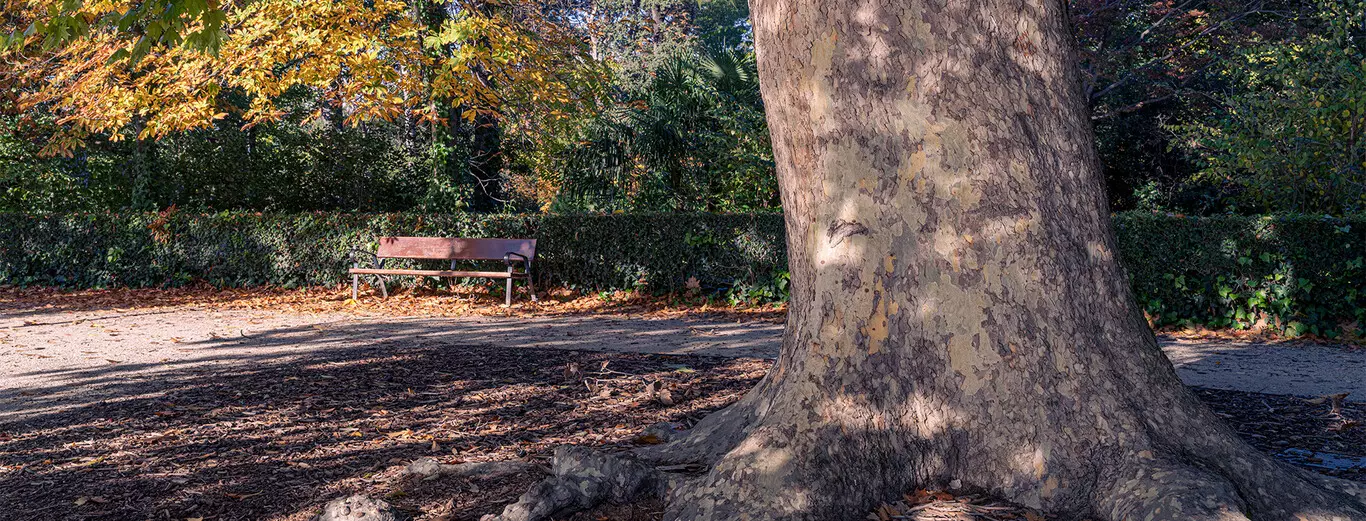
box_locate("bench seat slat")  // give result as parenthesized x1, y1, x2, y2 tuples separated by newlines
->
(348, 268, 524, 278)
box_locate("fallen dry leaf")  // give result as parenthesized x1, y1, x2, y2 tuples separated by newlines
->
(632, 433, 664, 445)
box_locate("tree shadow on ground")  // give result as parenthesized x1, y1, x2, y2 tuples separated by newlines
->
(0, 339, 768, 521)
(2, 315, 782, 423)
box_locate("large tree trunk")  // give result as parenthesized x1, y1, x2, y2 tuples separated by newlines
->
(488, 0, 1366, 520)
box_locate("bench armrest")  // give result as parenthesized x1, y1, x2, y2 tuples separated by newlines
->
(348, 249, 385, 269)
(504, 252, 532, 275)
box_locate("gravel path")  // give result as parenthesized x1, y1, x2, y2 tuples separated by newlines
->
(1163, 337, 1366, 401)
(3, 307, 1363, 423)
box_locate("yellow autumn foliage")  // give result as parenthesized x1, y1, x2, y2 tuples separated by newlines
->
(1, 0, 607, 156)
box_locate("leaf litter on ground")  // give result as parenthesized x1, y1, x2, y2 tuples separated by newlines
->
(3, 287, 1363, 520)
(0, 285, 787, 323)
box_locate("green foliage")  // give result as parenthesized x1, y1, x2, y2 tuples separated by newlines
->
(1074, 0, 1300, 215)
(0, 46, 777, 216)
(693, 0, 751, 51)
(1174, 0, 1366, 215)
(8, 0, 1354, 219)
(725, 269, 789, 305)
(0, 97, 481, 213)
(8, 0, 229, 59)
(0, 115, 88, 212)
(545, 48, 777, 213)
(6, 211, 1365, 335)
(1115, 213, 1366, 337)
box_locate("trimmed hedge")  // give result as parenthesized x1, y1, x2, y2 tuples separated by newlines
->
(2, 211, 1363, 336)
(1114, 213, 1365, 337)
(0, 212, 786, 294)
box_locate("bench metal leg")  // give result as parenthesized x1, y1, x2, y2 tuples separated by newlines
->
(379, 277, 388, 298)
(352, 274, 359, 300)
(505, 276, 513, 306)
(456, 259, 467, 292)
(527, 276, 537, 302)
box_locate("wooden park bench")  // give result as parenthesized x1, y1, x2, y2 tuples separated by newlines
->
(349, 237, 538, 305)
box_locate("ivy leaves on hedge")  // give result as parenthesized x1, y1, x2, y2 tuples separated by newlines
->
(3, 211, 1363, 337)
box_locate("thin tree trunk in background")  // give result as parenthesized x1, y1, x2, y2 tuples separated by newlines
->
(465, 0, 504, 211)
(468, 96, 504, 211)
(127, 118, 158, 210)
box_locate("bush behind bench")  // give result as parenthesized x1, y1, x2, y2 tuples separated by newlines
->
(2, 211, 1364, 337)
(0, 211, 787, 295)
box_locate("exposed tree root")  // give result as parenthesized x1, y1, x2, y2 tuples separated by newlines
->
(481, 446, 662, 521)
(651, 418, 933, 521)
(1308, 472, 1366, 503)
(402, 458, 538, 483)
(485, 406, 1366, 521)
(1096, 462, 1250, 521)
(482, 389, 764, 521)
(633, 385, 765, 467)
(1209, 453, 1366, 520)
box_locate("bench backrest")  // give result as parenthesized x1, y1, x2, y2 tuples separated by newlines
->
(375, 237, 536, 261)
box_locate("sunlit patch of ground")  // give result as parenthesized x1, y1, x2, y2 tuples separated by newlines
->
(0, 285, 788, 323)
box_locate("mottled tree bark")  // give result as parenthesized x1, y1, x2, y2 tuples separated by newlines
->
(489, 0, 1366, 520)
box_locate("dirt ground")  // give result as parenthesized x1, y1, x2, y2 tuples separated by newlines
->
(1, 341, 768, 521)
(3, 302, 1363, 423)
(0, 309, 785, 424)
(2, 287, 1364, 520)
